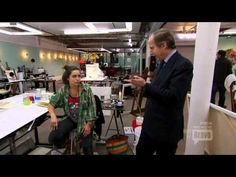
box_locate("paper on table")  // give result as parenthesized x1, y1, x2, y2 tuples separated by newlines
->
(36, 100, 49, 107)
(0, 101, 16, 109)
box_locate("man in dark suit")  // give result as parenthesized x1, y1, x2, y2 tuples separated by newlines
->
(130, 29, 193, 155)
(211, 50, 232, 108)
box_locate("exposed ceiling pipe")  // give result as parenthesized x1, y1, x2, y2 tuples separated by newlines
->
(149, 22, 166, 33)
(138, 22, 165, 51)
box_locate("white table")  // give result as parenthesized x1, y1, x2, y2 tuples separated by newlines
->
(0, 94, 48, 154)
(8, 79, 25, 83)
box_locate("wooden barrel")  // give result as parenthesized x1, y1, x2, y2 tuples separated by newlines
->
(106, 134, 128, 155)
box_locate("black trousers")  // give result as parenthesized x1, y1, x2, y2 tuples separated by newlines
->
(94, 122, 102, 138)
(48, 118, 93, 155)
(136, 131, 177, 156)
(211, 83, 226, 107)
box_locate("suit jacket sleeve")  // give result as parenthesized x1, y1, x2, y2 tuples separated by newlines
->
(143, 61, 193, 106)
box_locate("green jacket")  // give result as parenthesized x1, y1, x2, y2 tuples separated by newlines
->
(49, 83, 97, 136)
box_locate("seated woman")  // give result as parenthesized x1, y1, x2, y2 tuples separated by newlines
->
(48, 65, 97, 155)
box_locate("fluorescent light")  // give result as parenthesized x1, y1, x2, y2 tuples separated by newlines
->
(84, 22, 97, 31)
(70, 47, 111, 53)
(103, 28, 130, 33)
(128, 38, 132, 47)
(0, 23, 11, 27)
(64, 29, 109, 35)
(64, 22, 133, 35)
(0, 29, 12, 35)
(103, 22, 132, 33)
(125, 22, 132, 31)
(67, 48, 87, 53)
(221, 29, 236, 35)
(101, 47, 112, 53)
(16, 23, 42, 33)
(0, 22, 43, 35)
(176, 33, 196, 40)
(11, 32, 43, 35)
(128, 42, 133, 47)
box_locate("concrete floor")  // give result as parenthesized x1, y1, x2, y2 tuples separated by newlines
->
(36, 93, 190, 155)
(36, 95, 138, 155)
(1, 87, 231, 155)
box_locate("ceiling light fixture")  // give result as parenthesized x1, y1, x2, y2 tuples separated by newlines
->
(68, 47, 111, 53)
(220, 28, 236, 35)
(64, 22, 133, 35)
(101, 47, 112, 53)
(64, 30, 109, 35)
(84, 22, 97, 31)
(175, 33, 196, 40)
(67, 48, 87, 53)
(0, 22, 43, 35)
(125, 22, 132, 31)
(128, 38, 133, 46)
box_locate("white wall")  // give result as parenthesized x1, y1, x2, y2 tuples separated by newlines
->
(0, 34, 68, 52)
(176, 35, 236, 63)
(218, 36, 236, 50)
(177, 46, 195, 63)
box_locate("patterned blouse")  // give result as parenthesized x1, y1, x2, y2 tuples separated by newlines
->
(49, 83, 97, 136)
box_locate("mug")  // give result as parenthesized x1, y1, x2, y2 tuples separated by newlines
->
(136, 116, 144, 125)
(117, 101, 123, 106)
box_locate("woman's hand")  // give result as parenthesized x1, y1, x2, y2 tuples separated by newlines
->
(82, 122, 92, 137)
(50, 116, 58, 129)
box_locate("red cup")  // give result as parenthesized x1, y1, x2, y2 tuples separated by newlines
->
(28, 95, 34, 103)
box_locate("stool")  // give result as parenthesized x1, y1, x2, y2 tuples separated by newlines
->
(105, 108, 124, 136)
(68, 129, 78, 155)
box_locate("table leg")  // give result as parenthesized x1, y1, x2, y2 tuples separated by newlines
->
(118, 111, 125, 134)
(53, 81, 56, 93)
(114, 110, 120, 135)
(105, 110, 115, 136)
(8, 134, 17, 154)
